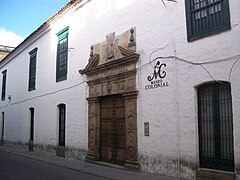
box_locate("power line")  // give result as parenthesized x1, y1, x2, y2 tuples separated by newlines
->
(229, 56, 240, 82)
(139, 54, 240, 84)
(0, 80, 86, 109)
(1, 54, 239, 108)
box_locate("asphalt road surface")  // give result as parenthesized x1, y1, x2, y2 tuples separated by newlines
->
(0, 150, 106, 180)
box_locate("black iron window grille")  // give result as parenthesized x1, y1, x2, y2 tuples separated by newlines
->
(185, 0, 231, 41)
(198, 82, 234, 172)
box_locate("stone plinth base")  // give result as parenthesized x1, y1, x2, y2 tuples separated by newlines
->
(125, 160, 140, 171)
(56, 146, 65, 157)
(197, 168, 236, 180)
(28, 140, 33, 152)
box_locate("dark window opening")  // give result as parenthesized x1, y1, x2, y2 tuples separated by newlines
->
(198, 82, 234, 172)
(1, 70, 7, 101)
(1, 112, 4, 146)
(58, 104, 66, 147)
(28, 48, 38, 91)
(30, 108, 34, 141)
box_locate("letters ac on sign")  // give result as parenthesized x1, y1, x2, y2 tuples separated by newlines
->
(145, 60, 169, 90)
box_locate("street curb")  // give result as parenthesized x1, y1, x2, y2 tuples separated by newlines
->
(0, 148, 113, 180)
(0, 146, 180, 180)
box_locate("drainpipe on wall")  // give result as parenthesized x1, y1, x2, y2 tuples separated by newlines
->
(84, 76, 88, 149)
(173, 40, 180, 178)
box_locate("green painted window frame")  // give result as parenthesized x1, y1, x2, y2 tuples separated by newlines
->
(185, 0, 231, 42)
(56, 26, 69, 82)
(1, 70, 7, 101)
(28, 48, 38, 91)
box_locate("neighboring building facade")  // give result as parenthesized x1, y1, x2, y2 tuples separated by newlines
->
(0, 0, 240, 179)
(0, 45, 14, 62)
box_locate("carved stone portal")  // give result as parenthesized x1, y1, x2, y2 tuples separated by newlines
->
(80, 28, 139, 169)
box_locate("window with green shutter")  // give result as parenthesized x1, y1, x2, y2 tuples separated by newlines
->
(28, 48, 38, 91)
(56, 27, 69, 82)
(185, 0, 231, 42)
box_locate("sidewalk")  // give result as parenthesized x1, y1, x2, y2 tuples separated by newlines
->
(0, 146, 179, 180)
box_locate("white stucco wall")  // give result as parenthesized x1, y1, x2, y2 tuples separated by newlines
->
(0, 0, 239, 178)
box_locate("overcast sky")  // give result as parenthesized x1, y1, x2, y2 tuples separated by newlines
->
(0, 0, 70, 47)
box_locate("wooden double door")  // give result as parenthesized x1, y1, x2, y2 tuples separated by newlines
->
(100, 95, 126, 165)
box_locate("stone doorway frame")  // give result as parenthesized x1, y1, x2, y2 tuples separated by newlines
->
(79, 29, 139, 169)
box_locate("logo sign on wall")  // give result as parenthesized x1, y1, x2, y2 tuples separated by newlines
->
(145, 60, 169, 90)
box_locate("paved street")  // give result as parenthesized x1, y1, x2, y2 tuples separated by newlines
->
(0, 150, 105, 180)
(0, 146, 179, 180)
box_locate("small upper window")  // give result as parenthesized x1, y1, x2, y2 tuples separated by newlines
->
(56, 27, 69, 82)
(1, 70, 7, 101)
(28, 48, 38, 91)
(185, 0, 231, 42)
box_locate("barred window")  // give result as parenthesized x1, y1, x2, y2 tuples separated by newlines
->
(185, 0, 231, 41)
(198, 82, 234, 171)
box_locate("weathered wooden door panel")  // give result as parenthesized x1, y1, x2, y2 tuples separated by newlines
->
(100, 95, 126, 165)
